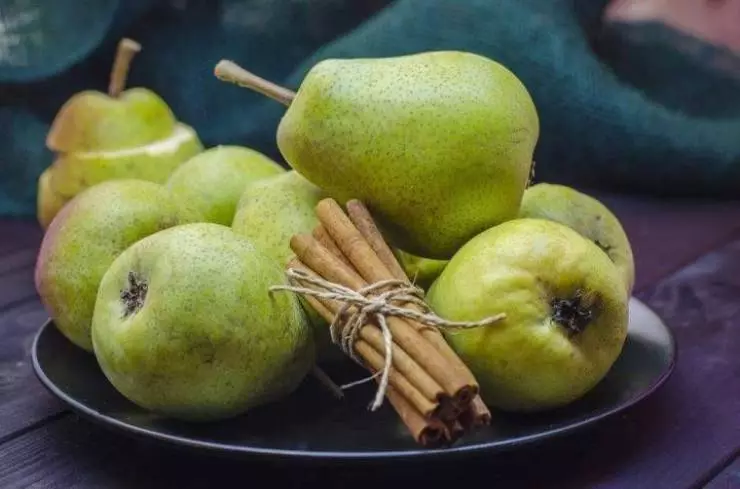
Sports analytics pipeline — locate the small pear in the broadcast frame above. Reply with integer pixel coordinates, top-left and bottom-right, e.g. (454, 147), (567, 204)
(167, 145), (285, 226)
(41, 38), (203, 220)
(46, 87), (178, 153)
(232, 171), (324, 267)
(231, 171), (342, 363)
(34, 179), (202, 351)
(215, 52), (539, 259)
(519, 183), (635, 294)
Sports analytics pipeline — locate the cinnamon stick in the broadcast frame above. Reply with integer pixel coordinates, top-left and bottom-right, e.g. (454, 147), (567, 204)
(286, 258), (345, 320)
(290, 234), (365, 290)
(288, 268), (446, 445)
(315, 199), (396, 285)
(341, 199), (484, 408)
(313, 200), (478, 404)
(313, 225), (353, 268)
(290, 233), (469, 404)
(460, 396), (492, 429)
(472, 396), (492, 425)
(345, 200), (408, 281)
(442, 419), (465, 444)
(384, 385), (446, 447)
(359, 326), (444, 404)
(354, 341), (438, 418)
(286, 259), (444, 408)
(437, 398), (463, 422)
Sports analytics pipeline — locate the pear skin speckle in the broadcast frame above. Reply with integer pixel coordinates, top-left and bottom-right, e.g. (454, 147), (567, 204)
(519, 183), (636, 294)
(277, 51), (539, 259)
(231, 171), (343, 364)
(47, 88), (178, 153)
(426, 218), (629, 412)
(167, 145), (285, 226)
(34, 179), (202, 352)
(91, 223), (314, 421)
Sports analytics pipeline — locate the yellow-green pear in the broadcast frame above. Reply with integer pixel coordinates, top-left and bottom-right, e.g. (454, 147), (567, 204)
(232, 171), (323, 267)
(232, 170), (342, 363)
(91, 223), (315, 421)
(34, 179), (202, 352)
(427, 218), (629, 413)
(167, 145), (285, 225)
(43, 38), (203, 210)
(37, 168), (70, 230)
(215, 51), (539, 259)
(46, 87), (179, 153)
(519, 183), (635, 294)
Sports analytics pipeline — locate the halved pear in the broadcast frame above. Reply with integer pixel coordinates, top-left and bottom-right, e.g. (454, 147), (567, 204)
(49, 123), (203, 199)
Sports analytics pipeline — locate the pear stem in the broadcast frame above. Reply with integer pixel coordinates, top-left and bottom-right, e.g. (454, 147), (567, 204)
(108, 38), (141, 97)
(311, 365), (344, 400)
(214, 60), (295, 106)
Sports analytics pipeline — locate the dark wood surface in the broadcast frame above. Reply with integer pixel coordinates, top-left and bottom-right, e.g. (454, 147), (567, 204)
(1, 193), (740, 489)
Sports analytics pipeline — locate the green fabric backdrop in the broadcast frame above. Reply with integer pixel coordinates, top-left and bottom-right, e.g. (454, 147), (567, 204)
(1, 0), (739, 218)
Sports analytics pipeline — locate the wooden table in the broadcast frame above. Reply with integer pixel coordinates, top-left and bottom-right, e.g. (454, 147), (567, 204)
(2, 191), (740, 488)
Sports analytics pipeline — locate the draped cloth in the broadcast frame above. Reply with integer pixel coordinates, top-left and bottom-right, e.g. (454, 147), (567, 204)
(1, 0), (739, 218)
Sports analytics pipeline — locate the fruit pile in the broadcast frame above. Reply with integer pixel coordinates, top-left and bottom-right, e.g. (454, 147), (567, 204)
(34, 38), (635, 447)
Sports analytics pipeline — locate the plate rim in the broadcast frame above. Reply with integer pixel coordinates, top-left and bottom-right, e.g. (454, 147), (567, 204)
(31, 297), (677, 462)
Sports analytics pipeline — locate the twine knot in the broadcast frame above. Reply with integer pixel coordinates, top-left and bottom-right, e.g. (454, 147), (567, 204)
(269, 268), (505, 411)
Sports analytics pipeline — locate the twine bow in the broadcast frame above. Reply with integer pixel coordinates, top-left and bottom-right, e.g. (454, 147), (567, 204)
(269, 268), (505, 411)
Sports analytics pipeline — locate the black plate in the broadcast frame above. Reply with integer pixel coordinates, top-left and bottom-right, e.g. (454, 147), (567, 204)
(32, 297), (675, 462)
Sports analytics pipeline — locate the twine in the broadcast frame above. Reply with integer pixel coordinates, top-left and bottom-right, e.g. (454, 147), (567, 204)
(269, 268), (506, 411)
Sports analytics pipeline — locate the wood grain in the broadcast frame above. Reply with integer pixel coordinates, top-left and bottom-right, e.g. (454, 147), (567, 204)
(1, 193), (740, 489)
(0, 266), (40, 313)
(704, 453), (740, 488)
(0, 220), (43, 256)
(0, 301), (63, 443)
(0, 236), (737, 489)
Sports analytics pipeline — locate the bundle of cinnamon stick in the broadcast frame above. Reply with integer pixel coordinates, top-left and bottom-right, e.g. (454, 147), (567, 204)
(280, 198), (494, 447)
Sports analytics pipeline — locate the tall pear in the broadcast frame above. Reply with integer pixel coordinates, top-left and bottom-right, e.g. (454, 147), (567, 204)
(215, 51), (539, 259)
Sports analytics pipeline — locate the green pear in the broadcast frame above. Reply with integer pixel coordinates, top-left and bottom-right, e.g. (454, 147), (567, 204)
(393, 248), (449, 291)
(427, 218), (629, 412)
(34, 179), (201, 352)
(37, 167), (70, 230)
(91, 223), (315, 421)
(216, 51), (539, 259)
(232, 171), (342, 363)
(519, 183), (635, 294)
(232, 171), (324, 267)
(42, 38), (204, 214)
(46, 88), (178, 153)
(167, 145), (285, 225)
